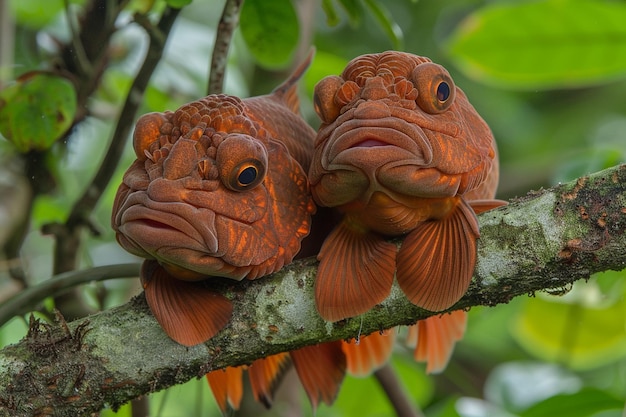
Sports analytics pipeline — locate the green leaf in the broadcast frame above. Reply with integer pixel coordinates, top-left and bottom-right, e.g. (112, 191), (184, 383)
(164, 0), (191, 8)
(321, 0), (340, 26)
(520, 388), (623, 417)
(338, 0), (364, 27)
(0, 72), (77, 153)
(363, 0), (403, 50)
(446, 0), (626, 90)
(239, 0), (299, 69)
(512, 288), (626, 370)
(9, 0), (85, 29)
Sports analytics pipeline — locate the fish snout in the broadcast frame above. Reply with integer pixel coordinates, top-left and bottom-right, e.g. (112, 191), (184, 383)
(353, 100), (392, 120)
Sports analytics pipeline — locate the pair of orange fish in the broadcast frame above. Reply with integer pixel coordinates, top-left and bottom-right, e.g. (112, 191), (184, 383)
(112, 50), (503, 411)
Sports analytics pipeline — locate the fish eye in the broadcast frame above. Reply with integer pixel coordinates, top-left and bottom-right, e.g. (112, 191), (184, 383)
(216, 134), (267, 192)
(313, 75), (344, 124)
(436, 81), (451, 102)
(236, 165), (259, 187)
(412, 62), (456, 114)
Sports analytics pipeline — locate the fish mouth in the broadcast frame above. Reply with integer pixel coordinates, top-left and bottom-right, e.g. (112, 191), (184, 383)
(116, 191), (219, 259)
(323, 116), (433, 169)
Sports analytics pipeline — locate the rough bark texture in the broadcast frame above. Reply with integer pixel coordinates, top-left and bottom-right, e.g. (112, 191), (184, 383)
(1, 164), (625, 417)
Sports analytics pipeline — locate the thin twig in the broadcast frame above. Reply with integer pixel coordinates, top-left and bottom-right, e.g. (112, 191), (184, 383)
(207, 0), (244, 95)
(0, 263), (140, 326)
(374, 364), (423, 417)
(62, 0), (93, 77)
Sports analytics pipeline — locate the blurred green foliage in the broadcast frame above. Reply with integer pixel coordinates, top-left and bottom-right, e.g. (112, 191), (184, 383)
(1, 0), (625, 416)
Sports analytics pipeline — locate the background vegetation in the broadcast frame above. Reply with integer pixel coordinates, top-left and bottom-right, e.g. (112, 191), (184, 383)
(0, 0), (625, 416)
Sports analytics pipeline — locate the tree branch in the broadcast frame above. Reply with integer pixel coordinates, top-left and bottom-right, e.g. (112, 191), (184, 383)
(1, 164), (625, 416)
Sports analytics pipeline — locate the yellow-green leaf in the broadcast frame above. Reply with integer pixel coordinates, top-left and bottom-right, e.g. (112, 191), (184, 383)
(0, 72), (77, 153)
(512, 290), (626, 370)
(447, 0), (626, 90)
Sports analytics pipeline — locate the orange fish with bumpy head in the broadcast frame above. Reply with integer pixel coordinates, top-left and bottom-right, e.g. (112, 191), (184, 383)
(310, 51), (505, 372)
(112, 52), (345, 410)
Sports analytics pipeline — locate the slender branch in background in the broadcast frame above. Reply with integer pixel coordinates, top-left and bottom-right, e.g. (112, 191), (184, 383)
(0, 164), (625, 415)
(0, 263), (140, 326)
(374, 364), (423, 417)
(207, 0), (244, 95)
(0, 0), (15, 88)
(62, 0), (93, 77)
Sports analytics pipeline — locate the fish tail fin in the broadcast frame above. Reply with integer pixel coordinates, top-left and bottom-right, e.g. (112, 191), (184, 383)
(406, 310), (467, 374)
(290, 341), (346, 410)
(206, 366), (244, 413)
(342, 329), (397, 377)
(271, 47), (316, 114)
(248, 353), (292, 408)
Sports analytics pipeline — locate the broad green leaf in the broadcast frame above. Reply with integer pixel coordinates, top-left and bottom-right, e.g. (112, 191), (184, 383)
(239, 0), (299, 69)
(338, 0), (364, 27)
(512, 292), (626, 370)
(0, 72), (77, 153)
(363, 0), (403, 50)
(304, 51), (349, 96)
(520, 388), (623, 417)
(447, 0), (626, 89)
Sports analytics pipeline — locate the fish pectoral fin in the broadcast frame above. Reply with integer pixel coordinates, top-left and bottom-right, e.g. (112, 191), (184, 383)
(315, 221), (396, 322)
(342, 329), (397, 377)
(396, 198), (479, 312)
(290, 341), (346, 411)
(141, 260), (233, 346)
(406, 310), (467, 374)
(206, 366), (244, 413)
(469, 198), (508, 214)
(248, 353), (292, 409)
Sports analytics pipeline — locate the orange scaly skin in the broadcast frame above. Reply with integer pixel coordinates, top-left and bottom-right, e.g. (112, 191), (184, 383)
(111, 52), (345, 411)
(310, 51), (504, 373)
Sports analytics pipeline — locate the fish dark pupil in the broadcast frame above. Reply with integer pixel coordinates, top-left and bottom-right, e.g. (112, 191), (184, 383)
(238, 166), (257, 185)
(437, 82), (450, 102)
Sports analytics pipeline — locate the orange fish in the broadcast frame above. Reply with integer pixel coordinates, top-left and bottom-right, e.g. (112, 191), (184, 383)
(111, 51), (345, 411)
(309, 51), (504, 372)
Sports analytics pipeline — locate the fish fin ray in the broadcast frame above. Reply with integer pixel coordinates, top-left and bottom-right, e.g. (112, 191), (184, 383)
(271, 48), (315, 113)
(315, 221), (396, 321)
(396, 199), (479, 311)
(142, 260), (233, 346)
(343, 329), (396, 377)
(469, 199), (508, 214)
(291, 341), (346, 410)
(409, 310), (467, 374)
(206, 366), (244, 412)
(248, 353), (291, 408)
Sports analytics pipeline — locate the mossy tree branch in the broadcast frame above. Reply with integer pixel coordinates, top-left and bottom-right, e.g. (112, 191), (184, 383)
(1, 164), (625, 417)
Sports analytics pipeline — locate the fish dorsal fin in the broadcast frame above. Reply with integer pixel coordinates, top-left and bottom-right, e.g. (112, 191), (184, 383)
(206, 366), (244, 413)
(248, 353), (291, 408)
(314, 219), (396, 322)
(270, 47), (315, 114)
(406, 310), (467, 374)
(342, 329), (396, 377)
(141, 260), (233, 346)
(290, 341), (346, 411)
(396, 198), (480, 312)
